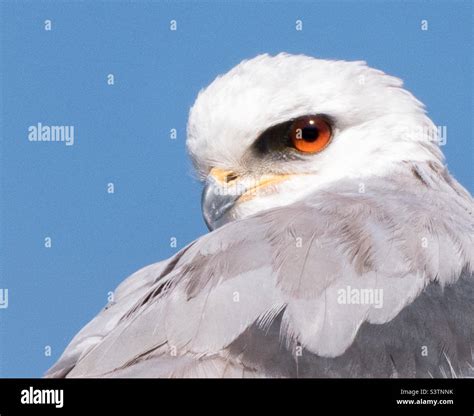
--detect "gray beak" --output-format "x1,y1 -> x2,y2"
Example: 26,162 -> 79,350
201,176 -> 245,231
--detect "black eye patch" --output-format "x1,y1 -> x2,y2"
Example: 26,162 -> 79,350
251,120 -> 293,156
251,114 -> 334,160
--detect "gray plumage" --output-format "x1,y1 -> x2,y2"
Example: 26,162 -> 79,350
45,162 -> 474,378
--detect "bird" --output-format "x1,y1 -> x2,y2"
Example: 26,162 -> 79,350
46,53 -> 474,378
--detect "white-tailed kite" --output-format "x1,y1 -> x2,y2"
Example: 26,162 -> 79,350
46,54 -> 474,378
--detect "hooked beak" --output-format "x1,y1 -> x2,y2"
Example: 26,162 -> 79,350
201,169 -> 243,231
201,168 -> 291,230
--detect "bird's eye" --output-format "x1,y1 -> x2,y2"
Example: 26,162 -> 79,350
289,115 -> 332,153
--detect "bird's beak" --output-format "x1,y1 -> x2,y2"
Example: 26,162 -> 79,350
201,167 -> 291,230
201,168 -> 244,231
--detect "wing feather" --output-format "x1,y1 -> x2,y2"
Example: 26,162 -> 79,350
46,165 -> 474,378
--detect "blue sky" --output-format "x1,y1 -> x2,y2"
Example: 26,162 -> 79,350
0,0 -> 472,377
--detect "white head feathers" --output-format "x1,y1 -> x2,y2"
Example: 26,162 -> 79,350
187,53 -> 444,224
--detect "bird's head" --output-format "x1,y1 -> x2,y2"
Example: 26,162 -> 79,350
187,53 -> 443,230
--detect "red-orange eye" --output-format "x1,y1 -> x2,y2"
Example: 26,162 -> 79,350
290,115 -> 332,153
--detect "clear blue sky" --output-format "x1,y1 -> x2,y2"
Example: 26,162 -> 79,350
1,0 -> 472,377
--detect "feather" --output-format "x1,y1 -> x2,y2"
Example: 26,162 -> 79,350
46,167 -> 474,378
